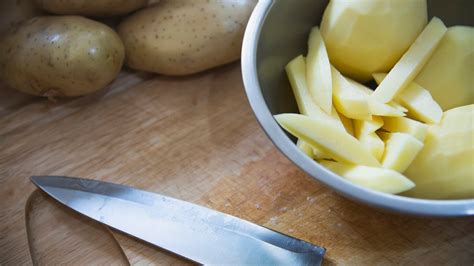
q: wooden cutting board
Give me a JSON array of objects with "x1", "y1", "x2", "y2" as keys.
[{"x1": 1, "y1": 63, "x2": 473, "y2": 265}]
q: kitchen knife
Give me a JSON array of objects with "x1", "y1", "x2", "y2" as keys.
[{"x1": 31, "y1": 176, "x2": 325, "y2": 265}]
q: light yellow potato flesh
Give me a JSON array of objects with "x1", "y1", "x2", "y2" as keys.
[
  {"x1": 388, "y1": 101, "x2": 409, "y2": 113},
  {"x1": 336, "y1": 111, "x2": 354, "y2": 136},
  {"x1": 320, "y1": 0, "x2": 427, "y2": 81},
  {"x1": 359, "y1": 132, "x2": 385, "y2": 161},
  {"x1": 353, "y1": 116, "x2": 383, "y2": 138},
  {"x1": 382, "y1": 117, "x2": 428, "y2": 142},
  {"x1": 353, "y1": 117, "x2": 384, "y2": 161},
  {"x1": 415, "y1": 26, "x2": 474, "y2": 110},
  {"x1": 306, "y1": 27, "x2": 332, "y2": 114},
  {"x1": 320, "y1": 160, "x2": 415, "y2": 194},
  {"x1": 286, "y1": 55, "x2": 343, "y2": 160},
  {"x1": 404, "y1": 105, "x2": 474, "y2": 199},
  {"x1": 379, "y1": 132, "x2": 424, "y2": 173},
  {"x1": 286, "y1": 56, "x2": 343, "y2": 128},
  {"x1": 372, "y1": 17, "x2": 447, "y2": 103},
  {"x1": 297, "y1": 139, "x2": 314, "y2": 158},
  {"x1": 348, "y1": 78, "x2": 405, "y2": 117},
  {"x1": 331, "y1": 67, "x2": 371, "y2": 120},
  {"x1": 373, "y1": 73, "x2": 442, "y2": 124},
  {"x1": 275, "y1": 113, "x2": 380, "y2": 167}
]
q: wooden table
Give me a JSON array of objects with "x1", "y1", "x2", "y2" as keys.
[{"x1": 1, "y1": 63, "x2": 473, "y2": 265}]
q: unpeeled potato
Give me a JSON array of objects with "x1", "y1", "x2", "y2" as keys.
[
  {"x1": 34, "y1": 0, "x2": 148, "y2": 17},
  {"x1": 0, "y1": 16, "x2": 125, "y2": 97},
  {"x1": 117, "y1": 0, "x2": 256, "y2": 75}
]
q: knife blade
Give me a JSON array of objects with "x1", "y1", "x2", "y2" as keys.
[{"x1": 31, "y1": 176, "x2": 325, "y2": 265}]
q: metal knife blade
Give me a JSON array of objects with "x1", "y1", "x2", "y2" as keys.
[{"x1": 31, "y1": 176, "x2": 325, "y2": 265}]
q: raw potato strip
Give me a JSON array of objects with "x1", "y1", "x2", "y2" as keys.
[
  {"x1": 286, "y1": 56, "x2": 343, "y2": 159},
  {"x1": 388, "y1": 101, "x2": 408, "y2": 113},
  {"x1": 286, "y1": 55, "x2": 343, "y2": 127},
  {"x1": 373, "y1": 73, "x2": 442, "y2": 124},
  {"x1": 378, "y1": 132, "x2": 424, "y2": 173},
  {"x1": 320, "y1": 160, "x2": 415, "y2": 194},
  {"x1": 331, "y1": 66, "x2": 371, "y2": 120},
  {"x1": 347, "y1": 78, "x2": 405, "y2": 117},
  {"x1": 372, "y1": 17, "x2": 447, "y2": 103},
  {"x1": 275, "y1": 113, "x2": 380, "y2": 167},
  {"x1": 383, "y1": 117, "x2": 428, "y2": 142},
  {"x1": 359, "y1": 133, "x2": 385, "y2": 161},
  {"x1": 297, "y1": 139, "x2": 314, "y2": 158},
  {"x1": 353, "y1": 117, "x2": 384, "y2": 161},
  {"x1": 306, "y1": 27, "x2": 332, "y2": 114},
  {"x1": 336, "y1": 111, "x2": 354, "y2": 136},
  {"x1": 353, "y1": 116, "x2": 383, "y2": 138}
]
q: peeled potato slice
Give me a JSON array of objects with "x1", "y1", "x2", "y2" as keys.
[
  {"x1": 306, "y1": 27, "x2": 333, "y2": 114},
  {"x1": 275, "y1": 113, "x2": 380, "y2": 167},
  {"x1": 331, "y1": 66, "x2": 371, "y2": 120},
  {"x1": 348, "y1": 79, "x2": 405, "y2": 117},
  {"x1": 359, "y1": 132, "x2": 385, "y2": 161},
  {"x1": 378, "y1": 132, "x2": 424, "y2": 173},
  {"x1": 373, "y1": 73, "x2": 442, "y2": 124},
  {"x1": 286, "y1": 55, "x2": 343, "y2": 127},
  {"x1": 336, "y1": 111, "x2": 354, "y2": 136},
  {"x1": 372, "y1": 17, "x2": 447, "y2": 103},
  {"x1": 353, "y1": 116, "x2": 383, "y2": 138},
  {"x1": 297, "y1": 139, "x2": 315, "y2": 158},
  {"x1": 382, "y1": 117, "x2": 428, "y2": 142},
  {"x1": 320, "y1": 160, "x2": 415, "y2": 194},
  {"x1": 286, "y1": 55, "x2": 343, "y2": 159}
]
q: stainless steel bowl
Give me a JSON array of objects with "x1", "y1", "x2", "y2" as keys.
[{"x1": 241, "y1": 0, "x2": 474, "y2": 216}]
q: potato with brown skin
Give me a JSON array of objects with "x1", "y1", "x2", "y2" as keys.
[
  {"x1": 34, "y1": 0, "x2": 148, "y2": 17},
  {"x1": 117, "y1": 0, "x2": 256, "y2": 76},
  {"x1": 0, "y1": 16, "x2": 125, "y2": 97}
]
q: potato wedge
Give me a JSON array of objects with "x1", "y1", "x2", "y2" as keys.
[
  {"x1": 353, "y1": 116, "x2": 383, "y2": 138},
  {"x1": 378, "y1": 132, "x2": 424, "y2": 173},
  {"x1": 372, "y1": 17, "x2": 447, "y2": 103},
  {"x1": 320, "y1": 160, "x2": 415, "y2": 194},
  {"x1": 348, "y1": 78, "x2": 405, "y2": 117},
  {"x1": 306, "y1": 27, "x2": 332, "y2": 114},
  {"x1": 359, "y1": 133, "x2": 385, "y2": 161},
  {"x1": 331, "y1": 66, "x2": 371, "y2": 120},
  {"x1": 275, "y1": 113, "x2": 380, "y2": 166},
  {"x1": 382, "y1": 117, "x2": 428, "y2": 142},
  {"x1": 373, "y1": 73, "x2": 442, "y2": 124}
]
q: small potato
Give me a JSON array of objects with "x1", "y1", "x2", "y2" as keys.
[
  {"x1": 34, "y1": 0, "x2": 148, "y2": 17},
  {"x1": 117, "y1": 0, "x2": 256, "y2": 75},
  {"x1": 0, "y1": 16, "x2": 125, "y2": 97}
]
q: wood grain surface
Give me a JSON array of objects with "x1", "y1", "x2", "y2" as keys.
[{"x1": 1, "y1": 63, "x2": 473, "y2": 265}]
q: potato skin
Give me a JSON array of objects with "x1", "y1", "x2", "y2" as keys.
[
  {"x1": 34, "y1": 0, "x2": 148, "y2": 17},
  {"x1": 0, "y1": 16, "x2": 125, "y2": 97},
  {"x1": 117, "y1": 0, "x2": 256, "y2": 75}
]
